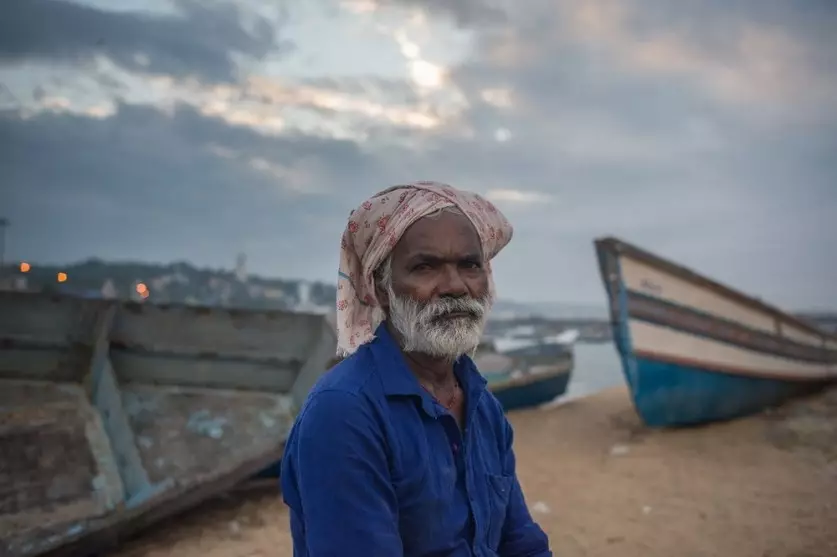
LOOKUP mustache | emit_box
[419,295,489,322]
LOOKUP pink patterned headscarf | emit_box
[336,181,513,357]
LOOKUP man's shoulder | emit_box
[309,345,379,397]
[292,345,383,427]
[285,348,385,452]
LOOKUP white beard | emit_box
[386,285,492,362]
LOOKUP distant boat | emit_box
[491,327,580,353]
[476,333,575,411]
[594,236,837,427]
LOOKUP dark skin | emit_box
[376,211,489,426]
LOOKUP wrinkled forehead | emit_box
[393,207,484,260]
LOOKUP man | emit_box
[281,182,552,556]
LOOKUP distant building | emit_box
[235,252,247,282]
[101,279,117,299]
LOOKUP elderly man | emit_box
[280,182,552,556]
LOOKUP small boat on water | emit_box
[594,236,837,427]
[0,291,334,557]
[475,331,575,411]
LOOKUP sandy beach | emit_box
[111,386,837,557]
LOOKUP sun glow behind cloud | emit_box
[0,0,484,145]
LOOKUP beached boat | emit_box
[0,291,335,557]
[476,334,575,411]
[594,236,837,427]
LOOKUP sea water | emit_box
[561,342,624,401]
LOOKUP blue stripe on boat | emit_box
[629,355,827,427]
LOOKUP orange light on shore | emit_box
[19,262,30,273]
[57,272,68,283]
[136,283,150,299]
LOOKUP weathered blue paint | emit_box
[594,239,835,428]
[628,355,827,427]
[125,479,175,510]
[87,304,156,506]
[489,371,572,412]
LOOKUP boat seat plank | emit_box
[86,305,154,507]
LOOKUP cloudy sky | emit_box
[1,0,835,310]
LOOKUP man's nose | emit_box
[438,264,468,297]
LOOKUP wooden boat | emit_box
[594,236,837,427]
[475,338,574,411]
[0,291,335,557]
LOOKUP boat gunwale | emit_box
[0,289,329,321]
[594,236,837,341]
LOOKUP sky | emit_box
[1,0,836,310]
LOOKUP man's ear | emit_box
[375,283,390,309]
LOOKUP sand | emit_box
[111,386,837,557]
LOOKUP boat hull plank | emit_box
[630,320,834,381]
[122,384,292,487]
[0,380,125,557]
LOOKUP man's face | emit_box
[377,209,493,361]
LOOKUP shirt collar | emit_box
[368,322,487,416]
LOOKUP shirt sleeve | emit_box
[498,416,553,557]
[284,389,403,557]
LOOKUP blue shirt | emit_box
[281,324,552,557]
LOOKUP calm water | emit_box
[563,342,624,400]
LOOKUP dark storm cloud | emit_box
[0,104,388,272]
[0,0,290,82]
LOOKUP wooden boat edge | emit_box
[593,237,836,382]
[592,236,836,426]
[594,236,837,342]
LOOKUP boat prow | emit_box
[594,236,837,427]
